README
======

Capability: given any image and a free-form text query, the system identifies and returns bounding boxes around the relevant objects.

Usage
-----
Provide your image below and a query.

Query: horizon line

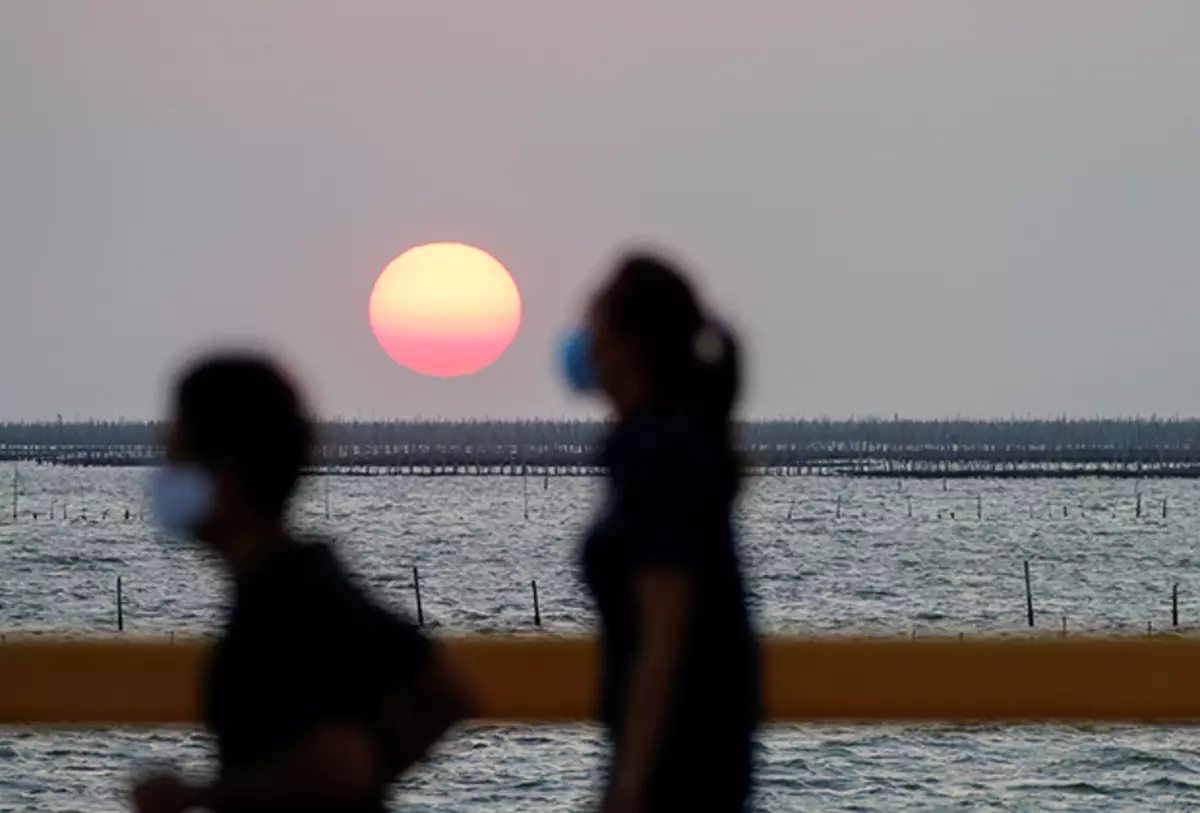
[4,414,1200,425]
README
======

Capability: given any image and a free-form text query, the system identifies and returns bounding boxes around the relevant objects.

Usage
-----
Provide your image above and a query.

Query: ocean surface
[3,468,1200,810]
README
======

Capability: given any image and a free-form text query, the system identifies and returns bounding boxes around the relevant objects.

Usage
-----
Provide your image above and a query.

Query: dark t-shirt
[583,409,760,804]
[203,540,433,813]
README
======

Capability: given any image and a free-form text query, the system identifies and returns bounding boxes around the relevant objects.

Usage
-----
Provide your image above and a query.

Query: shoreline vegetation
[3,418,1200,477]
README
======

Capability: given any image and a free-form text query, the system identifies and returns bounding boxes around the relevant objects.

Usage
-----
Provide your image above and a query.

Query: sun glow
[369,242,522,377]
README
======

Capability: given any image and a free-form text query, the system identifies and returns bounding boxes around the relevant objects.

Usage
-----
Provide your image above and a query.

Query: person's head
[586,250,741,438]
[155,353,312,558]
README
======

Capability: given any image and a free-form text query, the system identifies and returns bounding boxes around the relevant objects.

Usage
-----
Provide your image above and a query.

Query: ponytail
[599,252,743,489]
[691,320,742,489]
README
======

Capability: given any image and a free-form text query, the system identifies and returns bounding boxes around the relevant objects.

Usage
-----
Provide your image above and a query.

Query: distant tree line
[2,418,1199,451]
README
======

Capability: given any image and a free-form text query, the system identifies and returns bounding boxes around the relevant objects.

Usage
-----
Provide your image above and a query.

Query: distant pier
[4,418,1200,478]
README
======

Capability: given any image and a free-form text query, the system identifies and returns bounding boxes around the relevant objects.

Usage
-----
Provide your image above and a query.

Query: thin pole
[324,476,331,520]
[835,495,842,519]
[1024,560,1035,628]
[1136,493,1142,519]
[117,576,124,633]
[976,494,982,521]
[412,566,424,627]
[532,580,542,627]
[523,467,529,521]
[1173,583,1179,628]
[10,463,17,521]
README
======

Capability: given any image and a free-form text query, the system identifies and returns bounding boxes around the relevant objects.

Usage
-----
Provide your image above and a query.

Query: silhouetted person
[132,354,472,813]
[561,252,760,812]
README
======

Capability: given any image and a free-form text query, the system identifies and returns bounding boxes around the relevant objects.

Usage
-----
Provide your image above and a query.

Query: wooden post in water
[976,494,982,521]
[835,495,842,519]
[324,477,331,520]
[786,499,795,521]
[1023,560,1035,628]
[412,566,425,627]
[532,580,542,627]
[1173,583,1179,628]
[1136,493,1143,519]
[523,467,530,521]
[117,576,124,633]
[907,497,913,518]
[1061,615,1067,636]
[1163,498,1168,520]
[10,463,17,521]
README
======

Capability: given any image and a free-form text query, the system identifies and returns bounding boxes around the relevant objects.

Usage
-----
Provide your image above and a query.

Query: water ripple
[5,472,1200,809]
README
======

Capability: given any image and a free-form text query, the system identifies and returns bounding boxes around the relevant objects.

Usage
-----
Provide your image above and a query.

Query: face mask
[559,328,598,394]
[149,465,216,536]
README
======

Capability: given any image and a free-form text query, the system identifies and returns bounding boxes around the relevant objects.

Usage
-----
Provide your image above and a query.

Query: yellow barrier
[4,636,1200,725]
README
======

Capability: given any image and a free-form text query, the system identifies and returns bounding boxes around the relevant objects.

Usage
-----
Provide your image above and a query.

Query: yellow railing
[4,636,1200,725]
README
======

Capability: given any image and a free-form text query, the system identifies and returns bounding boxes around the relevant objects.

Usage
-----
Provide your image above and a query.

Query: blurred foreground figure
[561,252,761,812]
[132,354,472,813]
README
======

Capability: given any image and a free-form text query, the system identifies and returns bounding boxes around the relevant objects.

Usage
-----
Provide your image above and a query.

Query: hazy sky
[2,3,1198,421]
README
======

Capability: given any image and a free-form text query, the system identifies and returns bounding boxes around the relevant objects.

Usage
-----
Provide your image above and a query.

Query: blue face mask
[148,465,216,536]
[560,328,598,393]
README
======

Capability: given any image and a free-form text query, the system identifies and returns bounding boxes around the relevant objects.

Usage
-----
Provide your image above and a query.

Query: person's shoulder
[268,538,375,621]
[280,538,350,588]
[290,539,423,627]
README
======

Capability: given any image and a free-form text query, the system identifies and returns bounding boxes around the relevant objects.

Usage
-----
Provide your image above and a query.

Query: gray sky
[2,2,1198,421]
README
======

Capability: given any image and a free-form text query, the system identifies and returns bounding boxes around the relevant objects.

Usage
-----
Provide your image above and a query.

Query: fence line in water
[86,564,1185,638]
[0,469,1185,524]
[3,470,1192,637]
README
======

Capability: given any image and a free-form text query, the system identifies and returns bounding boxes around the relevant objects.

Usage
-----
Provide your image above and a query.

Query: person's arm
[375,647,477,778]
[607,568,694,807]
[193,723,376,811]
[189,651,472,811]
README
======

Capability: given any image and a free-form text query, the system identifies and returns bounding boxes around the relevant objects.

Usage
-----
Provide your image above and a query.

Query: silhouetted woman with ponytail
[561,251,760,812]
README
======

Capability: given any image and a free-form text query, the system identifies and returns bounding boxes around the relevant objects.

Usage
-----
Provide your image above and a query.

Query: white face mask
[148,465,216,536]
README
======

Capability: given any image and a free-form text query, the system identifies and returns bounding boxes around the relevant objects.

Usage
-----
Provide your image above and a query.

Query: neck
[612,381,651,421]
[220,519,290,584]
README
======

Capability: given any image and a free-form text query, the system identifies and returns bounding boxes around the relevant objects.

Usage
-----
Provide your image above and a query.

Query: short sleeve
[281,583,435,730]
[622,423,712,568]
[361,600,435,690]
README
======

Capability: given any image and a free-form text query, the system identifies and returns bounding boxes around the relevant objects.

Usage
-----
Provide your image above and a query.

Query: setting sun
[369,242,522,377]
